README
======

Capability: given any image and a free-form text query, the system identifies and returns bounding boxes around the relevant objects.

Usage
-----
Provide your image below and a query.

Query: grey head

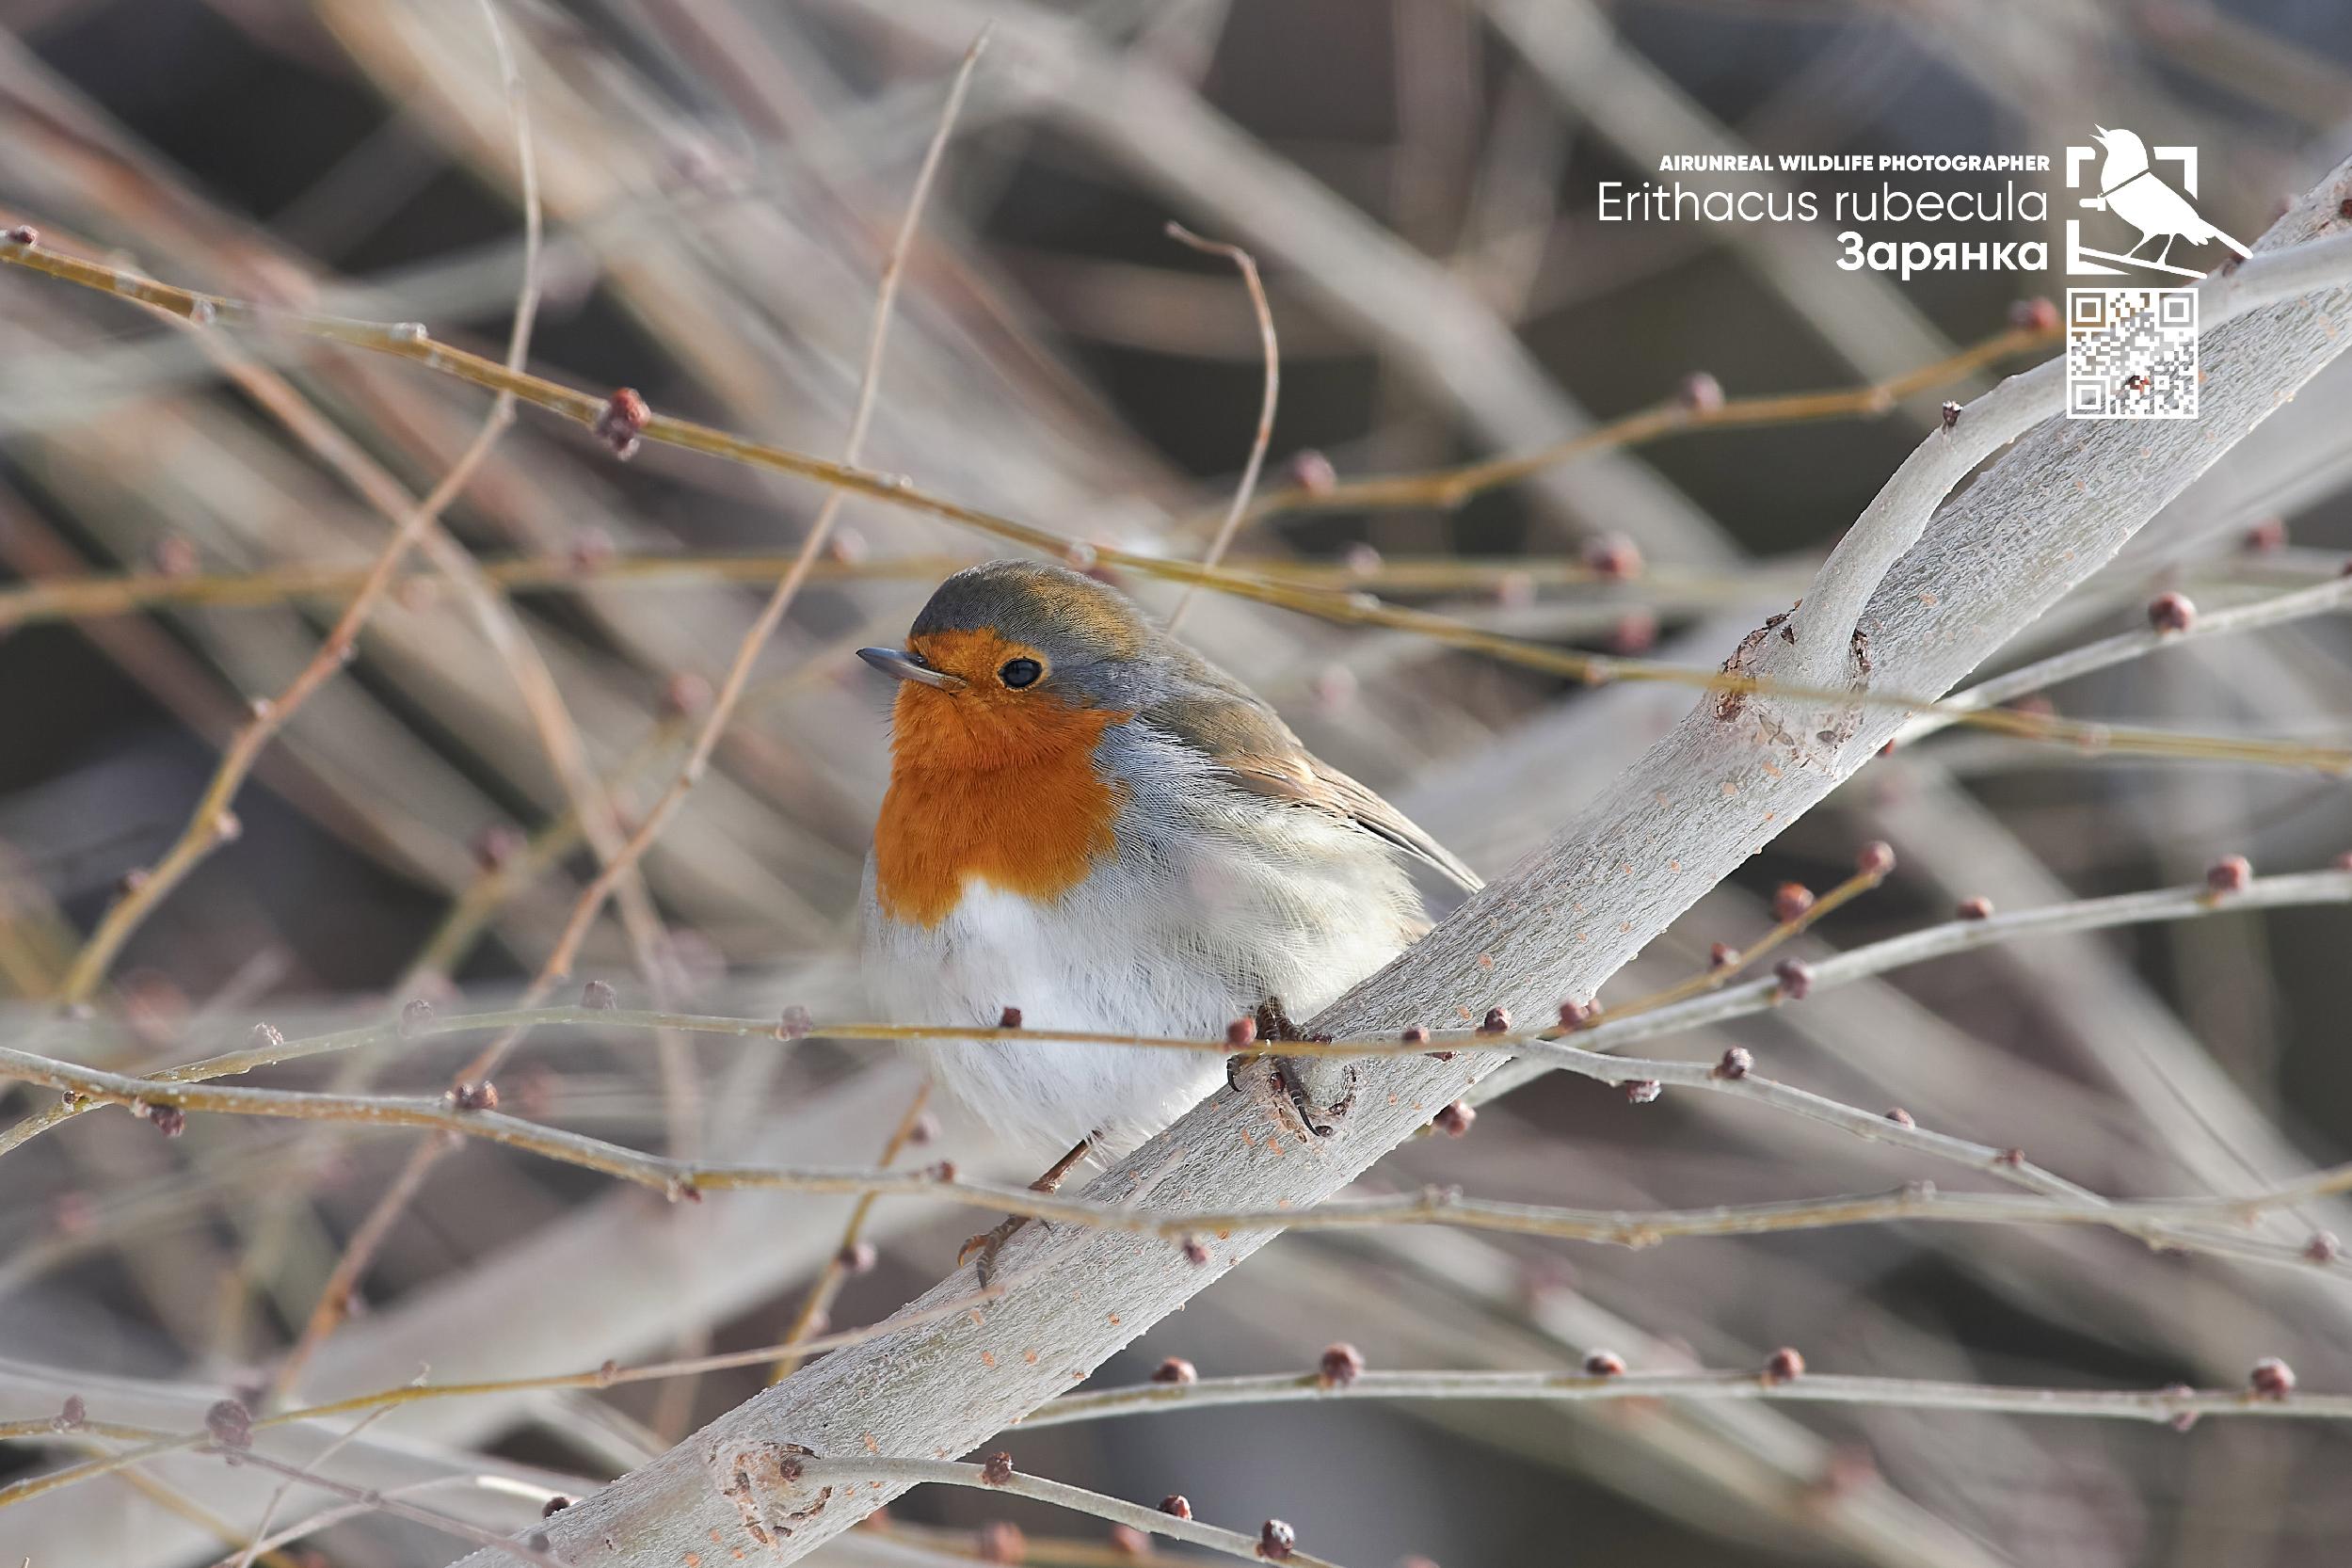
[860,558,1203,712]
[857,558,1480,893]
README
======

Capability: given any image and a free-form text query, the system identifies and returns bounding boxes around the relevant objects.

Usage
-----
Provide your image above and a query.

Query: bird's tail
[2215,228,2251,258]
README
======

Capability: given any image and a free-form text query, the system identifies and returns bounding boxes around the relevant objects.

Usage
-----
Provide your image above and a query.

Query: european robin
[860,561,1476,1262]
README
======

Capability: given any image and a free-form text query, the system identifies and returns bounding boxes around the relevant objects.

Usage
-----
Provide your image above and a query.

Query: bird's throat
[873,698,1128,927]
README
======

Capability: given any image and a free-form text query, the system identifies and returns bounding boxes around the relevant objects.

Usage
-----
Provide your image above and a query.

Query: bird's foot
[1255,995,1305,1044]
[1225,997,1354,1139]
[959,1134,1095,1287]
[959,1214,1029,1288]
[1278,1058,1358,1138]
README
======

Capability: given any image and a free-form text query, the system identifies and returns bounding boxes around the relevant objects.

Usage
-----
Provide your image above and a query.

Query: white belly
[872,884,1229,1161]
[862,826,1416,1162]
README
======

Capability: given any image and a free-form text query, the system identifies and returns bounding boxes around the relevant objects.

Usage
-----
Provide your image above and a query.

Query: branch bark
[456,160,2352,1566]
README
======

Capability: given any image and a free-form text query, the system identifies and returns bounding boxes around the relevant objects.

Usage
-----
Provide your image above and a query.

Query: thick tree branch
[1781,226,2352,692]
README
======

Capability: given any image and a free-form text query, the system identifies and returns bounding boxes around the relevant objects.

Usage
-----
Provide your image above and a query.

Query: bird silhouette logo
[2066,127,2248,278]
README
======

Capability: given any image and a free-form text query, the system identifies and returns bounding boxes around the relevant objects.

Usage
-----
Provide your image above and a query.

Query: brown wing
[1215,752,1482,893]
[1145,677,1480,893]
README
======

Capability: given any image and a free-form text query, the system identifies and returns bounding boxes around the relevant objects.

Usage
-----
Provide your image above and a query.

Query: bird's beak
[2092,126,2109,145]
[858,647,966,691]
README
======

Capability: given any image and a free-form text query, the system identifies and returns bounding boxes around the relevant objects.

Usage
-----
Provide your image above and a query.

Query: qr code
[2066,288,2198,420]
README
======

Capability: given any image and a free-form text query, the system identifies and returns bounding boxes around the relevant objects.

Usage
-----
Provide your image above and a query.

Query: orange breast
[873,676,1130,928]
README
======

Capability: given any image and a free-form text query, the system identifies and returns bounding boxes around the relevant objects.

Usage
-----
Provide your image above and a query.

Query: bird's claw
[958,1134,1092,1285]
[1278,1059,1357,1137]
[1225,997,1353,1138]
[960,1214,1030,1287]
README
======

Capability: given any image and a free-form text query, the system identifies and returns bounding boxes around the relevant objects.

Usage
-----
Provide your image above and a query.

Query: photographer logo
[2063,127,2238,419]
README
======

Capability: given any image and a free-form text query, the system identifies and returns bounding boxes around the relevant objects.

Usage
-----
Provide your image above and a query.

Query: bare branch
[259,1,606,1406]
[1906,571,2352,741]
[204,1448,566,1568]
[0,1294,995,1519]
[754,1455,1346,1568]
[484,24,988,1026]
[240,24,987,1416]
[8,1033,2341,1276]
[1027,1367,2352,1428]
[1474,866,2352,1093]
[1162,223,1277,631]
[765,1081,933,1384]
[3,243,2346,771]
[8,872,2347,1281]
[1780,230,2352,693]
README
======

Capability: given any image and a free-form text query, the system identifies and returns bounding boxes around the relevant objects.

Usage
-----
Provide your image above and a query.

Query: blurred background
[5,0,2352,1563]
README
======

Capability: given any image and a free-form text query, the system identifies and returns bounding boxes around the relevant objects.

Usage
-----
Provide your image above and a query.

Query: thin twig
[0,551,1797,626]
[280,1288,998,1419]
[1058,1178,2351,1259]
[0,1416,172,1445]
[1,1038,2344,1274]
[792,1456,1349,1568]
[1571,859,1887,1027]
[253,25,985,1416]
[1212,317,2056,527]
[9,868,2338,1133]
[254,6,616,1408]
[478,0,702,1180]
[1162,223,1277,632]
[44,7,553,1006]
[1021,1368,2352,1427]
[1907,571,2352,742]
[230,1402,390,1568]
[203,1448,566,1568]
[261,1147,441,1409]
[0,1297,994,1516]
[766,1080,933,1384]
[9,867,2348,1273]
[1475,866,2352,1096]
[7,234,2350,772]
[103,1466,310,1568]
[200,1476,503,1568]
[0,240,2045,539]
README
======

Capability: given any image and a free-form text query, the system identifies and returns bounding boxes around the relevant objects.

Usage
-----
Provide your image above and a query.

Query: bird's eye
[998,658,1043,689]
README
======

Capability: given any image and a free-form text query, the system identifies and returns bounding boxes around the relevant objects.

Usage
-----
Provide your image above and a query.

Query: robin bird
[860,559,1477,1272]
